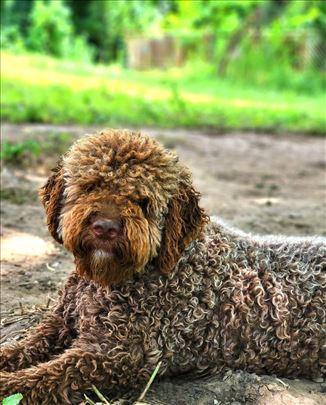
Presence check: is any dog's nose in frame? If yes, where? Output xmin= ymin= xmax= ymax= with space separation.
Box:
xmin=91 ymin=219 xmax=121 ymax=240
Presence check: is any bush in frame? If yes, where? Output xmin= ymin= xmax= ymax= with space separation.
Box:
xmin=26 ymin=0 xmax=94 ymax=62
xmin=0 ymin=25 xmax=25 ymax=52
xmin=1 ymin=139 xmax=41 ymax=164
xmin=27 ymin=0 xmax=73 ymax=58
xmin=69 ymin=35 xmax=95 ymax=64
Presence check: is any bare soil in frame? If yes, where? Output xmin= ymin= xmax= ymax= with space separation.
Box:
xmin=1 ymin=123 xmax=325 ymax=405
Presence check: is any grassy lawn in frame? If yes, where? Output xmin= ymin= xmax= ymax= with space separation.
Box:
xmin=1 ymin=51 xmax=325 ymax=134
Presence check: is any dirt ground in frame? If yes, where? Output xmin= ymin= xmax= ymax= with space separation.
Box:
xmin=1 ymin=123 xmax=325 ymax=404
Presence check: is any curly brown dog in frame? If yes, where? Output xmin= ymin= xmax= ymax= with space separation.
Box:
xmin=1 ymin=129 xmax=325 ymax=404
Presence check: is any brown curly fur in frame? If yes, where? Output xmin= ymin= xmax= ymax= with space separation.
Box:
xmin=0 ymin=129 xmax=325 ymax=405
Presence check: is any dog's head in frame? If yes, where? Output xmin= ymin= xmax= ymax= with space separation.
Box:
xmin=40 ymin=129 xmax=208 ymax=286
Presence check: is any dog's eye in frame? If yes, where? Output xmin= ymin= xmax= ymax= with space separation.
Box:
xmin=137 ymin=198 xmax=150 ymax=213
xmin=85 ymin=184 xmax=96 ymax=193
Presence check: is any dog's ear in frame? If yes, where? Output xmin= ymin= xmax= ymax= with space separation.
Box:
xmin=155 ymin=183 xmax=208 ymax=274
xmin=39 ymin=162 xmax=65 ymax=244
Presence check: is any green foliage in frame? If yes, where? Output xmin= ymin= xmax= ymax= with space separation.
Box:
xmin=164 ymin=0 xmax=256 ymax=32
xmin=1 ymin=139 xmax=41 ymax=163
xmin=0 ymin=0 xmax=325 ymax=90
xmin=0 ymin=25 xmax=25 ymax=52
xmin=0 ymin=0 xmax=33 ymax=32
xmin=27 ymin=0 xmax=73 ymax=57
xmin=68 ymin=35 xmax=95 ymax=63
xmin=25 ymin=0 xmax=94 ymax=61
xmin=84 ymin=0 xmax=159 ymax=62
xmin=2 ymin=393 xmax=23 ymax=405
xmin=1 ymin=52 xmax=325 ymax=134
xmin=1 ymin=131 xmax=72 ymax=166
xmin=224 ymin=29 xmax=325 ymax=94
xmin=204 ymin=2 xmax=323 ymax=92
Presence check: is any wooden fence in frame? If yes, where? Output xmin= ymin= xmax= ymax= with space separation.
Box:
xmin=125 ymin=34 xmax=214 ymax=70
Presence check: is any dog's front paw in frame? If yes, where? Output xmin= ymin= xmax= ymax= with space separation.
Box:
xmin=0 ymin=370 xmax=16 ymax=400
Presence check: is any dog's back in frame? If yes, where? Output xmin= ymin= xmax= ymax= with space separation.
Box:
xmin=167 ymin=219 xmax=326 ymax=378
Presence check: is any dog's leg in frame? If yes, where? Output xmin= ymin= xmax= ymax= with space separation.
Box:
xmin=0 ymin=311 xmax=71 ymax=372
xmin=0 ymin=344 xmax=135 ymax=405
xmin=0 ymin=348 xmax=95 ymax=404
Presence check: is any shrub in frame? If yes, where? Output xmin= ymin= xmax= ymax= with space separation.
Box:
xmin=1 ymin=139 xmax=41 ymax=164
xmin=27 ymin=0 xmax=73 ymax=58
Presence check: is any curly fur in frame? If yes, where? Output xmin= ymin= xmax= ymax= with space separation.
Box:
xmin=1 ymin=129 xmax=325 ymax=404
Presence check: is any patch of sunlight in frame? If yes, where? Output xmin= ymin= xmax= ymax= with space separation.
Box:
xmin=253 ymin=197 xmax=281 ymax=205
xmin=1 ymin=231 xmax=55 ymax=261
xmin=1 ymin=63 xmax=171 ymax=100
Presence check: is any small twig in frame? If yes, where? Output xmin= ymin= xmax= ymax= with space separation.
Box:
xmin=83 ymin=394 xmax=98 ymax=405
xmin=46 ymin=263 xmax=56 ymax=271
xmin=0 ymin=328 xmax=27 ymax=344
xmin=0 ymin=310 xmax=13 ymax=315
xmin=2 ymin=329 xmax=26 ymax=338
xmin=276 ymin=378 xmax=289 ymax=388
xmin=1 ymin=316 xmax=23 ymax=326
xmin=46 ymin=298 xmax=52 ymax=308
xmin=1 ymin=317 xmax=9 ymax=326
xmin=137 ymin=361 xmax=162 ymax=402
xmin=91 ymin=385 xmax=111 ymax=404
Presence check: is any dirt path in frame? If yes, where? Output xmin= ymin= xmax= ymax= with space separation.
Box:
xmin=1 ymin=123 xmax=325 ymax=404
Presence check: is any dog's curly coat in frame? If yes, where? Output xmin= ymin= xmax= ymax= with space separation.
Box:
xmin=1 ymin=129 xmax=325 ymax=404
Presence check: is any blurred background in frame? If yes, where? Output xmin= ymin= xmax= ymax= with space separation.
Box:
xmin=1 ymin=0 xmax=325 ymax=132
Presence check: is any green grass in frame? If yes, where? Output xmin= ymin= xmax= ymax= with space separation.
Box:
xmin=1 ymin=51 xmax=325 ymax=134
xmin=1 ymin=132 xmax=72 ymax=165
xmin=2 ymin=393 xmax=23 ymax=405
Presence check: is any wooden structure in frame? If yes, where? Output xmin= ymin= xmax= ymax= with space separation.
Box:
xmin=125 ymin=34 xmax=214 ymax=70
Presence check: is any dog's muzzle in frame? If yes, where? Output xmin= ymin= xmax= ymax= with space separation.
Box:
xmin=91 ymin=219 xmax=121 ymax=240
